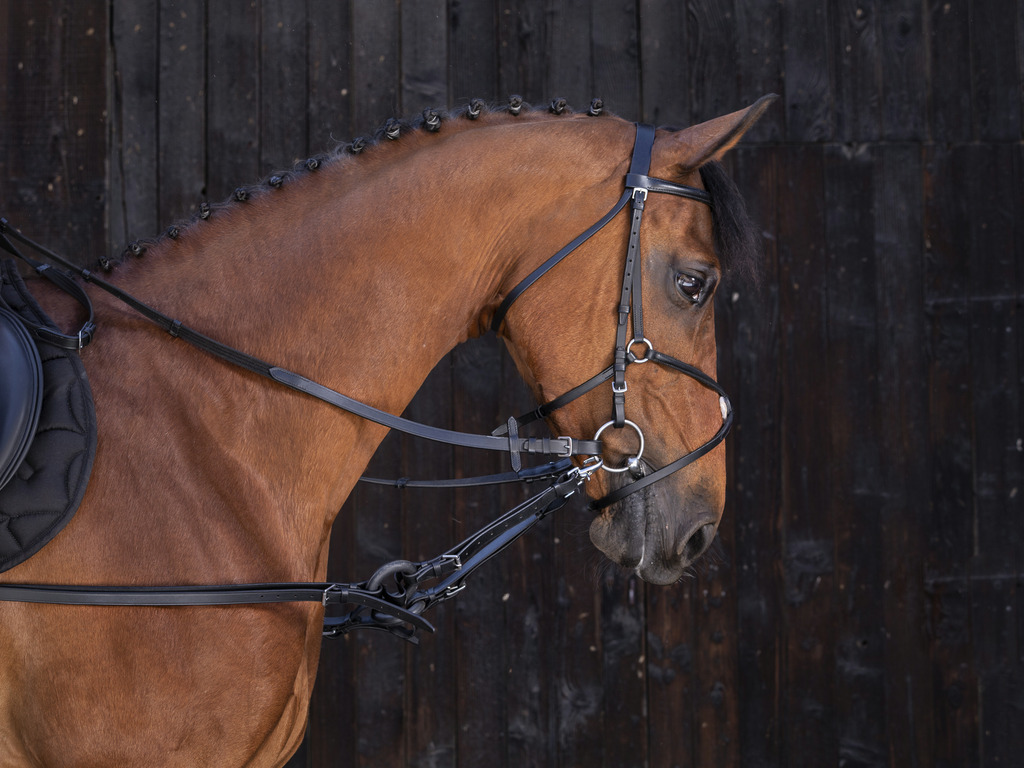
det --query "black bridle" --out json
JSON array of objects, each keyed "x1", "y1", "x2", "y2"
[{"x1": 0, "y1": 123, "x2": 732, "y2": 641}]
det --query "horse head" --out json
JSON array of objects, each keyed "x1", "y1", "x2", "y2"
[{"x1": 495, "y1": 97, "x2": 774, "y2": 585}]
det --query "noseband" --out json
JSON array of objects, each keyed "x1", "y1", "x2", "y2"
[
  {"x1": 0, "y1": 123, "x2": 732, "y2": 640},
  {"x1": 490, "y1": 123, "x2": 732, "y2": 509}
]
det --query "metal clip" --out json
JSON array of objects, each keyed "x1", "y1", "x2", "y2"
[
  {"x1": 444, "y1": 582, "x2": 467, "y2": 599},
  {"x1": 575, "y1": 456, "x2": 604, "y2": 481}
]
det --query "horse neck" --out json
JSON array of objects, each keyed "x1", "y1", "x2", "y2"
[
  {"x1": 92, "y1": 116, "x2": 632, "y2": 576},
  {"x1": 111, "y1": 116, "x2": 632, "y2": 405}
]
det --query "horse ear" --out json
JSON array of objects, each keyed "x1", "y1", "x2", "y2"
[{"x1": 659, "y1": 94, "x2": 778, "y2": 173}]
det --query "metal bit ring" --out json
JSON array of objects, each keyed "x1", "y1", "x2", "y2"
[{"x1": 592, "y1": 419, "x2": 645, "y2": 473}]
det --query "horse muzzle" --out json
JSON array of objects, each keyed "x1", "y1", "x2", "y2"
[{"x1": 587, "y1": 459, "x2": 723, "y2": 585}]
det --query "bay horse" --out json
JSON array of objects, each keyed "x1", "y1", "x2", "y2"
[{"x1": 0, "y1": 95, "x2": 772, "y2": 766}]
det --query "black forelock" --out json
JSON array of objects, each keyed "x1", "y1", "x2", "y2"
[{"x1": 698, "y1": 161, "x2": 763, "y2": 290}]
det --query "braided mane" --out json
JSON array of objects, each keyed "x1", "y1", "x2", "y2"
[{"x1": 107, "y1": 96, "x2": 759, "y2": 286}]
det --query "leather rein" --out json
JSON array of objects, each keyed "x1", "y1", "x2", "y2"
[{"x1": 0, "y1": 123, "x2": 732, "y2": 641}]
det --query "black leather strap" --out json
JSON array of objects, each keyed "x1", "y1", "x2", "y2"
[
  {"x1": 0, "y1": 221, "x2": 96, "y2": 349},
  {"x1": 269, "y1": 368, "x2": 600, "y2": 460},
  {"x1": 624, "y1": 174, "x2": 713, "y2": 206},
  {"x1": 590, "y1": 350, "x2": 733, "y2": 509},
  {"x1": 489, "y1": 187, "x2": 633, "y2": 333},
  {"x1": 359, "y1": 458, "x2": 573, "y2": 489}
]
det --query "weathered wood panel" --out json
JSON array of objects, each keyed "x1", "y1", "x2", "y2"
[{"x1": 1, "y1": 1, "x2": 1021, "y2": 766}]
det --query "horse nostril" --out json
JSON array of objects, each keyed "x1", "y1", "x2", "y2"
[{"x1": 681, "y1": 522, "x2": 717, "y2": 564}]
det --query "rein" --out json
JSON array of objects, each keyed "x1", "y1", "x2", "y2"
[{"x1": 0, "y1": 123, "x2": 731, "y2": 641}]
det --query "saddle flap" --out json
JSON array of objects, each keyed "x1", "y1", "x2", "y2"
[{"x1": 0, "y1": 304, "x2": 43, "y2": 490}]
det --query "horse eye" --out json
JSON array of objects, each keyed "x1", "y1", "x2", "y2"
[{"x1": 675, "y1": 272, "x2": 705, "y2": 304}]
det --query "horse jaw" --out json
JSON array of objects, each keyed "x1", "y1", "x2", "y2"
[{"x1": 587, "y1": 458, "x2": 725, "y2": 585}]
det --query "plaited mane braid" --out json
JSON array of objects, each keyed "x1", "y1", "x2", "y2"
[{"x1": 105, "y1": 96, "x2": 609, "y2": 272}]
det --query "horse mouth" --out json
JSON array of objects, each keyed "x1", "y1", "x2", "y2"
[{"x1": 587, "y1": 459, "x2": 720, "y2": 585}]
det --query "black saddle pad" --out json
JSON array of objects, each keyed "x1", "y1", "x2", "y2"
[
  {"x1": 0, "y1": 303, "x2": 42, "y2": 490},
  {"x1": 0, "y1": 260, "x2": 97, "y2": 573}
]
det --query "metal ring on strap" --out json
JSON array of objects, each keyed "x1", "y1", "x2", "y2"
[
  {"x1": 592, "y1": 419, "x2": 645, "y2": 473},
  {"x1": 627, "y1": 337, "x2": 653, "y2": 363}
]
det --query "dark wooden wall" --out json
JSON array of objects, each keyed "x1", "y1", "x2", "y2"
[{"x1": 2, "y1": 1, "x2": 1021, "y2": 766}]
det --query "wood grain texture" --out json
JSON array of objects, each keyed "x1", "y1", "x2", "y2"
[{"x1": 157, "y1": 0, "x2": 205, "y2": 224}]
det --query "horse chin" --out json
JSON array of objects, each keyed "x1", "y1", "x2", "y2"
[{"x1": 587, "y1": 462, "x2": 721, "y2": 586}]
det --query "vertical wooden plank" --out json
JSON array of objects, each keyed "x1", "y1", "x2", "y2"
[
  {"x1": 878, "y1": 0, "x2": 927, "y2": 140},
  {"x1": 399, "y1": 0, "x2": 447, "y2": 111},
  {"x1": 964, "y1": 143, "x2": 1023, "y2": 767},
  {"x1": 451, "y1": 337, "x2": 510, "y2": 766},
  {"x1": 50, "y1": 1, "x2": 108, "y2": 259},
  {"x1": 260, "y1": 1, "x2": 308, "y2": 169},
  {"x1": 351, "y1": 435, "x2": 407, "y2": 768},
  {"x1": 351, "y1": 0, "x2": 399, "y2": 129},
  {"x1": 646, "y1": 582, "x2": 696, "y2": 768},
  {"x1": 546, "y1": 0, "x2": 591, "y2": 106},
  {"x1": 1015, "y1": 146, "x2": 1024, "y2": 687},
  {"x1": 110, "y1": 0, "x2": 159, "y2": 249},
  {"x1": 685, "y1": 0, "x2": 738, "y2": 124},
  {"x1": 313, "y1": 486, "x2": 359, "y2": 768},
  {"x1": 158, "y1": 0, "x2": 206, "y2": 224},
  {"x1": 775, "y1": 143, "x2": 836, "y2": 766},
  {"x1": 721, "y1": 145, "x2": 782, "y2": 768},
  {"x1": 496, "y1": 0, "x2": 548, "y2": 103},
  {"x1": 599, "y1": 570, "x2": 648, "y2": 767},
  {"x1": 970, "y1": 0, "x2": 1022, "y2": 141},
  {"x1": 831, "y1": 0, "x2": 881, "y2": 141},
  {"x1": 971, "y1": 576, "x2": 1021, "y2": 768},
  {"x1": 824, "y1": 142, "x2": 888, "y2": 767},
  {"x1": 926, "y1": 0, "x2": 972, "y2": 142},
  {"x1": 692, "y1": 559, "x2": 740, "y2": 768},
  {"x1": 502, "y1": 349, "x2": 559, "y2": 768},
  {"x1": 780, "y1": 1, "x2": 833, "y2": 142},
  {"x1": 551, "y1": 455, "x2": 605, "y2": 765},
  {"x1": 448, "y1": 0, "x2": 497, "y2": 102},
  {"x1": 401, "y1": 365, "x2": 457, "y2": 767},
  {"x1": 0, "y1": 1, "x2": 108, "y2": 264},
  {"x1": 638, "y1": 0, "x2": 692, "y2": 126},
  {"x1": 307, "y1": 0, "x2": 352, "y2": 147},
  {"x1": 733, "y1": 0, "x2": 785, "y2": 141},
  {"x1": 964, "y1": 144, "x2": 1020, "y2": 570},
  {"x1": 873, "y1": 144, "x2": 935, "y2": 768},
  {"x1": 206, "y1": 2, "x2": 260, "y2": 200},
  {"x1": 922, "y1": 143, "x2": 980, "y2": 768},
  {"x1": 591, "y1": 0, "x2": 640, "y2": 116}
]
